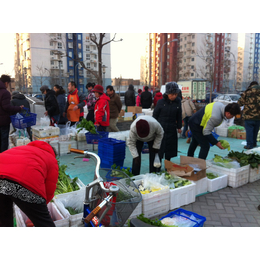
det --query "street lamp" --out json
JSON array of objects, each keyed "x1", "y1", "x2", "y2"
[
  {"x1": 225, "y1": 48, "x2": 236, "y2": 93},
  {"x1": 160, "y1": 39, "x2": 178, "y2": 87},
  {"x1": 102, "y1": 65, "x2": 107, "y2": 87}
]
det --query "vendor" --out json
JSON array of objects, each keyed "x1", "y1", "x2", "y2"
[
  {"x1": 0, "y1": 141, "x2": 59, "y2": 227},
  {"x1": 187, "y1": 102, "x2": 241, "y2": 159},
  {"x1": 127, "y1": 115, "x2": 164, "y2": 176}
]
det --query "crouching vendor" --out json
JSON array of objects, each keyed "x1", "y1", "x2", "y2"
[{"x1": 127, "y1": 115, "x2": 164, "y2": 176}]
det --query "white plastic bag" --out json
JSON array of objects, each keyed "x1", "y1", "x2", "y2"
[
  {"x1": 153, "y1": 153, "x2": 161, "y2": 168},
  {"x1": 40, "y1": 115, "x2": 50, "y2": 127}
]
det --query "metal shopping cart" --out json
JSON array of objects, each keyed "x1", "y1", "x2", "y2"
[{"x1": 70, "y1": 148, "x2": 142, "y2": 227}]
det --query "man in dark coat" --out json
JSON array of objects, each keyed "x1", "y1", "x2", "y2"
[
  {"x1": 141, "y1": 86, "x2": 153, "y2": 109},
  {"x1": 0, "y1": 75, "x2": 23, "y2": 152},
  {"x1": 40, "y1": 85, "x2": 60, "y2": 125},
  {"x1": 124, "y1": 84, "x2": 136, "y2": 107},
  {"x1": 153, "y1": 82, "x2": 182, "y2": 169}
]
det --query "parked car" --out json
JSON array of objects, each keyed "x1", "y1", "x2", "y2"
[
  {"x1": 32, "y1": 94, "x2": 45, "y2": 101},
  {"x1": 204, "y1": 92, "x2": 221, "y2": 103},
  {"x1": 213, "y1": 94, "x2": 241, "y2": 105}
]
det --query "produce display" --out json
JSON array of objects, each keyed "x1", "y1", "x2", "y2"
[
  {"x1": 76, "y1": 118, "x2": 97, "y2": 134},
  {"x1": 228, "y1": 150, "x2": 260, "y2": 168},
  {"x1": 65, "y1": 207, "x2": 82, "y2": 215},
  {"x1": 135, "y1": 214, "x2": 177, "y2": 227},
  {"x1": 206, "y1": 172, "x2": 219, "y2": 179},
  {"x1": 111, "y1": 164, "x2": 134, "y2": 178},
  {"x1": 213, "y1": 155, "x2": 232, "y2": 163},
  {"x1": 219, "y1": 140, "x2": 230, "y2": 151}
]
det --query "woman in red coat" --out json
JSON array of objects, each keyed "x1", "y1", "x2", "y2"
[{"x1": 0, "y1": 141, "x2": 59, "y2": 227}]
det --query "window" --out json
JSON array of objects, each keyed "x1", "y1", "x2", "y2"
[
  {"x1": 57, "y1": 33, "x2": 62, "y2": 39},
  {"x1": 86, "y1": 45, "x2": 90, "y2": 51},
  {"x1": 68, "y1": 33, "x2": 73, "y2": 39},
  {"x1": 68, "y1": 51, "x2": 72, "y2": 58},
  {"x1": 86, "y1": 54, "x2": 90, "y2": 60},
  {"x1": 58, "y1": 42, "x2": 62, "y2": 49},
  {"x1": 68, "y1": 42, "x2": 73, "y2": 48},
  {"x1": 192, "y1": 42, "x2": 195, "y2": 46},
  {"x1": 69, "y1": 69, "x2": 74, "y2": 76},
  {"x1": 69, "y1": 60, "x2": 73, "y2": 66},
  {"x1": 50, "y1": 41, "x2": 53, "y2": 46},
  {"x1": 51, "y1": 60, "x2": 54, "y2": 65},
  {"x1": 191, "y1": 73, "x2": 194, "y2": 76},
  {"x1": 78, "y1": 52, "x2": 82, "y2": 58},
  {"x1": 86, "y1": 63, "x2": 90, "y2": 68},
  {"x1": 78, "y1": 34, "x2": 81, "y2": 40},
  {"x1": 191, "y1": 58, "x2": 194, "y2": 61},
  {"x1": 78, "y1": 43, "x2": 82, "y2": 49}
]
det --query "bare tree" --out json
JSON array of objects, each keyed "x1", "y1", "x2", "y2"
[{"x1": 33, "y1": 64, "x2": 49, "y2": 91}]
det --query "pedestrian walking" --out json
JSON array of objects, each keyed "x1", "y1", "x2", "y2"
[
  {"x1": 10, "y1": 91, "x2": 32, "y2": 140},
  {"x1": 153, "y1": 82, "x2": 182, "y2": 169},
  {"x1": 187, "y1": 102, "x2": 241, "y2": 159},
  {"x1": 136, "y1": 89, "x2": 142, "y2": 107},
  {"x1": 141, "y1": 86, "x2": 153, "y2": 109},
  {"x1": 181, "y1": 97, "x2": 196, "y2": 138},
  {"x1": 64, "y1": 81, "x2": 86, "y2": 126},
  {"x1": 0, "y1": 140, "x2": 59, "y2": 227},
  {"x1": 237, "y1": 81, "x2": 260, "y2": 149},
  {"x1": 127, "y1": 115, "x2": 164, "y2": 176},
  {"x1": 40, "y1": 85, "x2": 60, "y2": 126},
  {"x1": 0, "y1": 75, "x2": 24, "y2": 153},
  {"x1": 93, "y1": 85, "x2": 110, "y2": 132},
  {"x1": 153, "y1": 89, "x2": 163, "y2": 108},
  {"x1": 85, "y1": 82, "x2": 96, "y2": 123},
  {"x1": 124, "y1": 84, "x2": 136, "y2": 107},
  {"x1": 106, "y1": 85, "x2": 122, "y2": 132},
  {"x1": 53, "y1": 84, "x2": 67, "y2": 124}
]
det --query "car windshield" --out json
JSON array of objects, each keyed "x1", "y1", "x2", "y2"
[{"x1": 230, "y1": 95, "x2": 240, "y2": 101}]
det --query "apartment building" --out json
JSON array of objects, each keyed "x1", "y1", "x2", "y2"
[
  {"x1": 14, "y1": 33, "x2": 111, "y2": 93},
  {"x1": 253, "y1": 33, "x2": 260, "y2": 82}
]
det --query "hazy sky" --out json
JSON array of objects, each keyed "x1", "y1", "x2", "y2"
[{"x1": 0, "y1": 33, "x2": 147, "y2": 79}]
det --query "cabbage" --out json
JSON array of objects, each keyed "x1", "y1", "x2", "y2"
[{"x1": 220, "y1": 140, "x2": 230, "y2": 151}]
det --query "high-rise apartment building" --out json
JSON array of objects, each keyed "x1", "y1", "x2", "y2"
[
  {"x1": 14, "y1": 33, "x2": 111, "y2": 93},
  {"x1": 253, "y1": 33, "x2": 260, "y2": 82}
]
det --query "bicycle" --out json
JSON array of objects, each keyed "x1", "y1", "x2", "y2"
[{"x1": 70, "y1": 148, "x2": 142, "y2": 227}]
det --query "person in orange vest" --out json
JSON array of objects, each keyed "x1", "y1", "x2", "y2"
[{"x1": 64, "y1": 81, "x2": 86, "y2": 125}]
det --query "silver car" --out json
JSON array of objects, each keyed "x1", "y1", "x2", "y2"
[{"x1": 213, "y1": 94, "x2": 241, "y2": 105}]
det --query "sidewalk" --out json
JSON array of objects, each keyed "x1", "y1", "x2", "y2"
[{"x1": 59, "y1": 135, "x2": 260, "y2": 227}]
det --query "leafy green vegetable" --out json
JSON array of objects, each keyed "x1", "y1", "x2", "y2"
[
  {"x1": 219, "y1": 140, "x2": 230, "y2": 151},
  {"x1": 65, "y1": 207, "x2": 81, "y2": 215},
  {"x1": 76, "y1": 118, "x2": 97, "y2": 134},
  {"x1": 137, "y1": 214, "x2": 176, "y2": 227},
  {"x1": 228, "y1": 150, "x2": 260, "y2": 169},
  {"x1": 206, "y1": 172, "x2": 219, "y2": 179}
]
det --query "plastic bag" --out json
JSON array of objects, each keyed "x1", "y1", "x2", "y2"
[
  {"x1": 153, "y1": 153, "x2": 161, "y2": 168},
  {"x1": 187, "y1": 163, "x2": 201, "y2": 172},
  {"x1": 161, "y1": 214, "x2": 198, "y2": 227},
  {"x1": 142, "y1": 173, "x2": 167, "y2": 191},
  {"x1": 15, "y1": 112, "x2": 23, "y2": 119},
  {"x1": 210, "y1": 159, "x2": 241, "y2": 169},
  {"x1": 40, "y1": 115, "x2": 50, "y2": 127}
]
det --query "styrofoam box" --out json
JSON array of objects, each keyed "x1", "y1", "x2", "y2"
[
  {"x1": 207, "y1": 164, "x2": 249, "y2": 188},
  {"x1": 50, "y1": 140, "x2": 59, "y2": 156},
  {"x1": 194, "y1": 177, "x2": 208, "y2": 196},
  {"x1": 32, "y1": 126, "x2": 60, "y2": 138},
  {"x1": 14, "y1": 203, "x2": 69, "y2": 227},
  {"x1": 54, "y1": 188, "x2": 85, "y2": 227},
  {"x1": 249, "y1": 165, "x2": 260, "y2": 183},
  {"x1": 134, "y1": 179, "x2": 170, "y2": 219},
  {"x1": 77, "y1": 141, "x2": 93, "y2": 151},
  {"x1": 59, "y1": 140, "x2": 77, "y2": 155},
  {"x1": 206, "y1": 168, "x2": 228, "y2": 192},
  {"x1": 214, "y1": 126, "x2": 228, "y2": 137}
]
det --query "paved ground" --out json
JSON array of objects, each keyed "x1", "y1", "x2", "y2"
[{"x1": 60, "y1": 134, "x2": 260, "y2": 227}]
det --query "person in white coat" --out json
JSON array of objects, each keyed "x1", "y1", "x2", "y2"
[{"x1": 127, "y1": 115, "x2": 164, "y2": 176}]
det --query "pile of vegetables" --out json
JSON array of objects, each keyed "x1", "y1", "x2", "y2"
[
  {"x1": 213, "y1": 154, "x2": 233, "y2": 163},
  {"x1": 206, "y1": 172, "x2": 219, "y2": 179},
  {"x1": 219, "y1": 140, "x2": 230, "y2": 151},
  {"x1": 228, "y1": 150, "x2": 260, "y2": 168},
  {"x1": 76, "y1": 118, "x2": 97, "y2": 134},
  {"x1": 135, "y1": 214, "x2": 177, "y2": 227},
  {"x1": 137, "y1": 183, "x2": 162, "y2": 194},
  {"x1": 65, "y1": 207, "x2": 82, "y2": 215},
  {"x1": 111, "y1": 164, "x2": 134, "y2": 178},
  {"x1": 55, "y1": 161, "x2": 80, "y2": 195}
]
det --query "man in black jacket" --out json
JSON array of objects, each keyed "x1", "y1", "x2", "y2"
[
  {"x1": 141, "y1": 86, "x2": 152, "y2": 109},
  {"x1": 40, "y1": 85, "x2": 60, "y2": 125},
  {"x1": 124, "y1": 84, "x2": 136, "y2": 107}
]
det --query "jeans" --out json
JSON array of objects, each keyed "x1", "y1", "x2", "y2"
[
  {"x1": 182, "y1": 116, "x2": 191, "y2": 137},
  {"x1": 244, "y1": 120, "x2": 260, "y2": 148},
  {"x1": 0, "y1": 125, "x2": 10, "y2": 153},
  {"x1": 52, "y1": 114, "x2": 60, "y2": 124}
]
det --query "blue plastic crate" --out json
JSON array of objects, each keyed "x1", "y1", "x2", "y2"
[
  {"x1": 98, "y1": 149, "x2": 126, "y2": 158},
  {"x1": 98, "y1": 138, "x2": 126, "y2": 151},
  {"x1": 100, "y1": 158, "x2": 124, "y2": 169},
  {"x1": 10, "y1": 108, "x2": 37, "y2": 129},
  {"x1": 85, "y1": 131, "x2": 108, "y2": 144},
  {"x1": 160, "y1": 208, "x2": 206, "y2": 227}
]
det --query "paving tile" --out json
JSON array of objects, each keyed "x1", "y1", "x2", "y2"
[
  {"x1": 219, "y1": 213, "x2": 236, "y2": 218},
  {"x1": 231, "y1": 222, "x2": 241, "y2": 227},
  {"x1": 220, "y1": 217, "x2": 231, "y2": 226},
  {"x1": 215, "y1": 202, "x2": 224, "y2": 210},
  {"x1": 245, "y1": 215, "x2": 257, "y2": 223},
  {"x1": 204, "y1": 220, "x2": 222, "y2": 226},
  {"x1": 224, "y1": 207, "x2": 235, "y2": 214},
  {"x1": 240, "y1": 223, "x2": 259, "y2": 227}
]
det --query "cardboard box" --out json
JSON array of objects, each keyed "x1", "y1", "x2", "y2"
[
  {"x1": 119, "y1": 110, "x2": 125, "y2": 117},
  {"x1": 236, "y1": 131, "x2": 246, "y2": 140},
  {"x1": 127, "y1": 106, "x2": 142, "y2": 114},
  {"x1": 228, "y1": 129, "x2": 237, "y2": 138},
  {"x1": 164, "y1": 156, "x2": 206, "y2": 181}
]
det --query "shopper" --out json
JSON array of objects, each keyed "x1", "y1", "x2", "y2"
[
  {"x1": 40, "y1": 85, "x2": 60, "y2": 125},
  {"x1": 93, "y1": 85, "x2": 110, "y2": 132},
  {"x1": 0, "y1": 140, "x2": 59, "y2": 227},
  {"x1": 124, "y1": 84, "x2": 136, "y2": 107},
  {"x1": 153, "y1": 89, "x2": 163, "y2": 108},
  {"x1": 0, "y1": 75, "x2": 24, "y2": 153},
  {"x1": 187, "y1": 102, "x2": 241, "y2": 159},
  {"x1": 153, "y1": 82, "x2": 182, "y2": 168},
  {"x1": 10, "y1": 91, "x2": 32, "y2": 140},
  {"x1": 53, "y1": 84, "x2": 67, "y2": 124},
  {"x1": 106, "y1": 85, "x2": 122, "y2": 132},
  {"x1": 136, "y1": 89, "x2": 142, "y2": 107},
  {"x1": 127, "y1": 115, "x2": 164, "y2": 176},
  {"x1": 64, "y1": 81, "x2": 86, "y2": 126},
  {"x1": 181, "y1": 97, "x2": 196, "y2": 138},
  {"x1": 141, "y1": 86, "x2": 153, "y2": 109},
  {"x1": 85, "y1": 82, "x2": 96, "y2": 123},
  {"x1": 238, "y1": 81, "x2": 260, "y2": 149}
]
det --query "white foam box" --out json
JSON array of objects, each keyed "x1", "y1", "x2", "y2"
[
  {"x1": 32, "y1": 126, "x2": 60, "y2": 138},
  {"x1": 206, "y1": 168, "x2": 228, "y2": 192},
  {"x1": 77, "y1": 141, "x2": 93, "y2": 151},
  {"x1": 14, "y1": 203, "x2": 69, "y2": 227},
  {"x1": 59, "y1": 140, "x2": 77, "y2": 155},
  {"x1": 53, "y1": 188, "x2": 85, "y2": 227},
  {"x1": 207, "y1": 164, "x2": 249, "y2": 188},
  {"x1": 214, "y1": 126, "x2": 228, "y2": 137},
  {"x1": 49, "y1": 140, "x2": 59, "y2": 156},
  {"x1": 134, "y1": 179, "x2": 170, "y2": 219},
  {"x1": 194, "y1": 177, "x2": 208, "y2": 196},
  {"x1": 249, "y1": 165, "x2": 260, "y2": 183}
]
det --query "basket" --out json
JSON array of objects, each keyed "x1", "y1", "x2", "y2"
[
  {"x1": 85, "y1": 131, "x2": 108, "y2": 144},
  {"x1": 100, "y1": 158, "x2": 125, "y2": 170},
  {"x1": 10, "y1": 108, "x2": 37, "y2": 129},
  {"x1": 160, "y1": 208, "x2": 206, "y2": 227},
  {"x1": 85, "y1": 168, "x2": 142, "y2": 227}
]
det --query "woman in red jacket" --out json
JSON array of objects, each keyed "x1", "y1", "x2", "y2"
[
  {"x1": 93, "y1": 85, "x2": 110, "y2": 132},
  {"x1": 0, "y1": 141, "x2": 59, "y2": 227}
]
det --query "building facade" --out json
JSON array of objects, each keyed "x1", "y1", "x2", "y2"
[
  {"x1": 253, "y1": 33, "x2": 260, "y2": 83},
  {"x1": 14, "y1": 33, "x2": 111, "y2": 94}
]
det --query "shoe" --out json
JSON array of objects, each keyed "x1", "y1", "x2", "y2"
[{"x1": 244, "y1": 146, "x2": 253, "y2": 149}]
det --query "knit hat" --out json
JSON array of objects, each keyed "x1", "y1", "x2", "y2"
[
  {"x1": 136, "y1": 119, "x2": 150, "y2": 138},
  {"x1": 165, "y1": 82, "x2": 180, "y2": 95},
  {"x1": 92, "y1": 84, "x2": 104, "y2": 94},
  {"x1": 138, "y1": 89, "x2": 142, "y2": 94},
  {"x1": 40, "y1": 85, "x2": 49, "y2": 93},
  {"x1": 11, "y1": 91, "x2": 19, "y2": 97}
]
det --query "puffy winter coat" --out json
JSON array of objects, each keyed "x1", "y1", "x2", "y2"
[
  {"x1": 153, "y1": 92, "x2": 163, "y2": 107},
  {"x1": 0, "y1": 141, "x2": 59, "y2": 204},
  {"x1": 141, "y1": 90, "x2": 153, "y2": 109},
  {"x1": 0, "y1": 80, "x2": 22, "y2": 126},
  {"x1": 124, "y1": 85, "x2": 136, "y2": 106},
  {"x1": 94, "y1": 93, "x2": 110, "y2": 126},
  {"x1": 136, "y1": 94, "x2": 141, "y2": 107},
  {"x1": 44, "y1": 89, "x2": 60, "y2": 118},
  {"x1": 181, "y1": 98, "x2": 196, "y2": 119},
  {"x1": 107, "y1": 91, "x2": 122, "y2": 119},
  {"x1": 10, "y1": 93, "x2": 30, "y2": 110},
  {"x1": 55, "y1": 89, "x2": 67, "y2": 124}
]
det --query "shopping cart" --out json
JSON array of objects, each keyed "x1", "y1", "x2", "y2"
[{"x1": 70, "y1": 148, "x2": 142, "y2": 227}]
